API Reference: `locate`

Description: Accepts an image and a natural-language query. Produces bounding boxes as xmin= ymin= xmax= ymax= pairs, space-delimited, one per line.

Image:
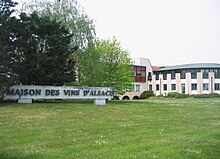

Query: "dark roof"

xmin=156 ymin=63 xmax=220 ymax=72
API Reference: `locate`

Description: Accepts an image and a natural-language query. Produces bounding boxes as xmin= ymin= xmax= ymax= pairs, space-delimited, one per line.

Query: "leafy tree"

xmin=21 ymin=0 xmax=96 ymax=49
xmin=0 ymin=0 xmax=19 ymax=99
xmin=0 ymin=0 xmax=18 ymax=83
xmin=14 ymin=12 xmax=76 ymax=85
xmin=1 ymin=0 xmax=76 ymax=87
xmin=77 ymin=38 xmax=134 ymax=94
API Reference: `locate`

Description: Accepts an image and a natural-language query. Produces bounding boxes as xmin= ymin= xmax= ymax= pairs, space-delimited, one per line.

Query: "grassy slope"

xmin=0 ymin=98 xmax=220 ymax=159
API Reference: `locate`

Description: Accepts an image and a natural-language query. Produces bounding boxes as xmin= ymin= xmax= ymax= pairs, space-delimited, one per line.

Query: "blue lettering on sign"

xmin=45 ymin=89 xmax=60 ymax=96
xmin=7 ymin=89 xmax=41 ymax=96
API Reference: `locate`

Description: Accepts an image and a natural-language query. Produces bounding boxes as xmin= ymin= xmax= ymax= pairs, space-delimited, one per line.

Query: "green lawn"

xmin=0 ymin=98 xmax=220 ymax=159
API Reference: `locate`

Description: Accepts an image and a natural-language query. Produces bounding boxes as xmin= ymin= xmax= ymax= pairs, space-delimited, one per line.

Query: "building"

xmin=151 ymin=63 xmax=220 ymax=96
xmin=118 ymin=58 xmax=220 ymax=99
xmin=118 ymin=58 xmax=152 ymax=100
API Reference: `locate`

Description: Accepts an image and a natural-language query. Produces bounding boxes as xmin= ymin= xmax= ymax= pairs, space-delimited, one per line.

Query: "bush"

xmin=193 ymin=93 xmax=220 ymax=98
xmin=175 ymin=93 xmax=189 ymax=98
xmin=140 ymin=91 xmax=154 ymax=99
xmin=167 ymin=92 xmax=189 ymax=98
xmin=167 ymin=92 xmax=181 ymax=98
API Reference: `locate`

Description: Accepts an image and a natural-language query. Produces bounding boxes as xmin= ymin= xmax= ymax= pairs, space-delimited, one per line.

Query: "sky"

xmin=16 ymin=0 xmax=220 ymax=66
xmin=77 ymin=0 xmax=220 ymax=66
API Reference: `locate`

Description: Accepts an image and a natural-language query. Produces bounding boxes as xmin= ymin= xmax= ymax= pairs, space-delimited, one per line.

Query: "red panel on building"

xmin=132 ymin=65 xmax=146 ymax=82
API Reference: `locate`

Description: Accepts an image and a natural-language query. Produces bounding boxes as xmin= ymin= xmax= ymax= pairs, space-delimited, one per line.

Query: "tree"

xmin=0 ymin=0 xmax=78 ymax=101
xmin=0 ymin=0 xmax=19 ymax=99
xmin=1 ymin=0 xmax=77 ymax=86
xmin=21 ymin=0 xmax=96 ymax=49
xmin=14 ymin=12 xmax=76 ymax=85
xmin=77 ymin=38 xmax=134 ymax=94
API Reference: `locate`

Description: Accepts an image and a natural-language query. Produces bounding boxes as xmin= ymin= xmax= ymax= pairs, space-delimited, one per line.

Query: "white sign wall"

xmin=4 ymin=85 xmax=114 ymax=105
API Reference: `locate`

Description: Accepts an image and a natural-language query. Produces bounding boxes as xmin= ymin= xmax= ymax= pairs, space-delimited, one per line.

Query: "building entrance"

xmin=182 ymin=84 xmax=185 ymax=94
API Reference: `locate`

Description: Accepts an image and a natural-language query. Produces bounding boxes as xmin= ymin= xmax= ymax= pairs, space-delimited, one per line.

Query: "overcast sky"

xmin=78 ymin=0 xmax=220 ymax=66
xmin=16 ymin=0 xmax=220 ymax=66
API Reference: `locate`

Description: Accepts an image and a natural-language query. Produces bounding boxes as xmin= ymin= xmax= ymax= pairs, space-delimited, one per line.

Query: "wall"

xmin=151 ymin=72 xmax=220 ymax=95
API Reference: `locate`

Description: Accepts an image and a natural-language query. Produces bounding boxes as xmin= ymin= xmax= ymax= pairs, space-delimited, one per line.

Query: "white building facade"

xmin=118 ymin=58 xmax=153 ymax=100
xmin=150 ymin=63 xmax=220 ymax=96
xmin=119 ymin=58 xmax=220 ymax=99
xmin=132 ymin=58 xmax=153 ymax=92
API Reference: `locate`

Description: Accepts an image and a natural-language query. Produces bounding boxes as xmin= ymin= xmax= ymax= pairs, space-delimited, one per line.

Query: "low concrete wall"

xmin=117 ymin=92 xmax=142 ymax=100
xmin=4 ymin=85 xmax=114 ymax=105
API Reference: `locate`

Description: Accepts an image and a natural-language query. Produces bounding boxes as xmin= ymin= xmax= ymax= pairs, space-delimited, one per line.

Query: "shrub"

xmin=193 ymin=93 xmax=220 ymax=98
xmin=167 ymin=92 xmax=180 ymax=98
xmin=175 ymin=93 xmax=189 ymax=98
xmin=140 ymin=91 xmax=154 ymax=99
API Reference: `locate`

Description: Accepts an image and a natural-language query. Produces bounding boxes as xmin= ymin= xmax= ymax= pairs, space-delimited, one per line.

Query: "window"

xmin=203 ymin=83 xmax=209 ymax=91
xmin=149 ymin=84 xmax=152 ymax=91
xmin=156 ymin=72 xmax=159 ymax=80
xmin=182 ymin=84 xmax=185 ymax=94
xmin=171 ymin=71 xmax=175 ymax=79
xmin=191 ymin=69 xmax=198 ymax=79
xmin=136 ymin=84 xmax=140 ymax=92
xmin=156 ymin=84 xmax=160 ymax=91
xmin=148 ymin=72 xmax=152 ymax=81
xmin=191 ymin=83 xmax=197 ymax=90
xmin=180 ymin=70 xmax=186 ymax=79
xmin=214 ymin=69 xmax=220 ymax=78
xmin=171 ymin=84 xmax=176 ymax=91
xmin=202 ymin=69 xmax=209 ymax=79
xmin=215 ymin=83 xmax=220 ymax=90
xmin=141 ymin=70 xmax=146 ymax=77
xmin=163 ymin=84 xmax=167 ymax=91
xmin=132 ymin=65 xmax=146 ymax=82
xmin=163 ymin=73 xmax=167 ymax=80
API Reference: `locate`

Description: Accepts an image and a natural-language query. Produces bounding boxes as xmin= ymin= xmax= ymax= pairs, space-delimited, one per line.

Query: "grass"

xmin=0 ymin=98 xmax=220 ymax=159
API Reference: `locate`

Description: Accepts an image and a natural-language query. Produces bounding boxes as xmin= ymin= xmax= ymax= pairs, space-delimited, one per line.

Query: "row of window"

xmin=153 ymin=83 xmax=220 ymax=91
xmin=130 ymin=83 xmax=220 ymax=93
xmin=155 ymin=69 xmax=220 ymax=80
